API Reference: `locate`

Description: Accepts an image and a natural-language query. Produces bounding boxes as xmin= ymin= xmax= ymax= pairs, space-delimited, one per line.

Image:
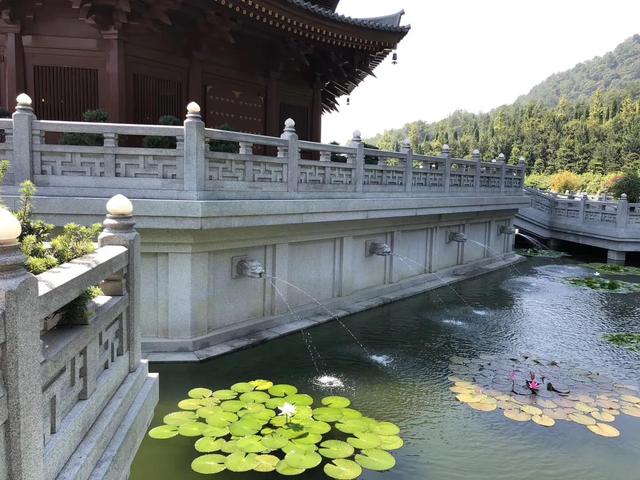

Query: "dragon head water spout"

xmin=499 ymin=225 xmax=519 ymax=235
xmin=447 ymin=232 xmax=467 ymax=243
xmin=366 ymin=241 xmax=392 ymax=257
xmin=235 ymin=258 xmax=265 ymax=279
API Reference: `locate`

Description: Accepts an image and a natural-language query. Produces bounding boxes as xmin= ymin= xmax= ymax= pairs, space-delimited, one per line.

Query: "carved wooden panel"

xmin=34 ymin=65 xmax=100 ymax=121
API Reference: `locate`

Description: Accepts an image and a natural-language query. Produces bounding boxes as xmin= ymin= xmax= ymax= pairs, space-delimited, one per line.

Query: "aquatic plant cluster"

xmin=148 ymin=380 xmax=403 ymax=478
xmin=515 ymin=248 xmax=569 ymax=258
xmin=604 ymin=333 xmax=640 ymax=352
xmin=448 ymin=353 xmax=640 ymax=438
xmin=583 ymin=263 xmax=640 ymax=276
xmin=566 ymin=277 xmax=640 ymax=293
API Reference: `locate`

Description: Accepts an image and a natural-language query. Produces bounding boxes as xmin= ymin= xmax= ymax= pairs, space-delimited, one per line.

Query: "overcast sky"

xmin=321 ymin=0 xmax=640 ymax=143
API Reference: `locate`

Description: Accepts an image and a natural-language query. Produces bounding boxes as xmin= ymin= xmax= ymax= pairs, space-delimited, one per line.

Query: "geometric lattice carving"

xmin=298 ymin=164 xmax=353 ymax=185
xmin=252 ymin=160 xmax=285 ymax=183
xmin=363 ymin=167 xmax=403 ymax=185
xmin=413 ymin=171 xmax=444 ymax=189
xmin=41 ymin=153 xmax=105 ymax=176
xmin=116 ymin=155 xmax=179 ymax=179
xmin=208 ymin=159 xmax=246 ymax=181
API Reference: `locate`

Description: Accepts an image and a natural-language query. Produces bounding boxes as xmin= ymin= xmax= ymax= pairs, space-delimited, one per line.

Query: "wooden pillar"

xmin=2 ymin=26 xmax=26 ymax=108
xmin=266 ymin=71 xmax=280 ymax=137
xmin=102 ymin=29 xmax=126 ymax=122
xmin=311 ymin=75 xmax=323 ymax=142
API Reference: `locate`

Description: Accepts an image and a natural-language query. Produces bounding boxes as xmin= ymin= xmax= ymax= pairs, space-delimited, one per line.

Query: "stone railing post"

xmin=0 ymin=209 xmax=44 ymax=480
xmin=349 ymin=130 xmax=365 ymax=193
xmin=579 ymin=194 xmax=588 ymax=223
xmin=98 ymin=195 xmax=141 ymax=373
xmin=183 ymin=101 xmax=205 ymax=197
xmin=550 ymin=192 xmax=557 ymax=218
xmin=103 ymin=132 xmax=117 ymax=177
xmin=12 ymin=94 xmax=35 ymax=184
xmin=280 ymin=119 xmax=299 ymax=193
xmin=472 ymin=149 xmax=481 ymax=193
xmin=442 ymin=144 xmax=451 ymax=193
xmin=498 ymin=153 xmax=506 ymax=193
xmin=518 ymin=156 xmax=526 ymax=190
xmin=401 ymin=138 xmax=413 ymax=192
xmin=617 ymin=193 xmax=629 ymax=228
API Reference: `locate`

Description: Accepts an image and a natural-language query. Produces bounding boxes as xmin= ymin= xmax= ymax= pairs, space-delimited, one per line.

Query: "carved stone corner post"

xmin=281 ymin=119 xmax=299 ymax=193
xmin=401 ymin=138 xmax=413 ymax=193
xmin=473 ymin=149 xmax=482 ymax=193
xmin=0 ymin=209 xmax=44 ymax=480
xmin=12 ymin=93 xmax=34 ymax=184
xmin=442 ymin=144 xmax=451 ymax=193
xmin=183 ymin=101 xmax=206 ymax=197
xmin=349 ymin=130 xmax=364 ymax=193
xmin=98 ymin=195 xmax=141 ymax=373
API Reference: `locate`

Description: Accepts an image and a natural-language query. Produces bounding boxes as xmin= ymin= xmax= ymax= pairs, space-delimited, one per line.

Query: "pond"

xmin=131 ymin=256 xmax=640 ymax=479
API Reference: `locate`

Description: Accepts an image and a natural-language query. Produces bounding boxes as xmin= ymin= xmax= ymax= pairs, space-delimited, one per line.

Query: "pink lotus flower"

xmin=510 ymin=371 xmax=517 ymax=381
xmin=529 ymin=380 xmax=541 ymax=391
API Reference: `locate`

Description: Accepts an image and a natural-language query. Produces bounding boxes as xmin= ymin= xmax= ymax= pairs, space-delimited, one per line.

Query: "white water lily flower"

xmin=594 ymin=272 xmax=601 ymax=276
xmin=278 ymin=402 xmax=297 ymax=417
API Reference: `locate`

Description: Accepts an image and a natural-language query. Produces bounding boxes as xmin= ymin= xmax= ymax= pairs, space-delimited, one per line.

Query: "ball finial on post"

xmin=186 ymin=101 xmax=201 ymax=118
xmin=16 ymin=93 xmax=33 ymax=109
xmin=498 ymin=153 xmax=506 ymax=163
xmin=351 ymin=130 xmax=362 ymax=143
xmin=283 ymin=118 xmax=296 ymax=134
xmin=0 ymin=209 xmax=22 ymax=245
xmin=106 ymin=194 xmax=133 ymax=217
xmin=441 ymin=144 xmax=450 ymax=158
xmin=472 ymin=149 xmax=481 ymax=161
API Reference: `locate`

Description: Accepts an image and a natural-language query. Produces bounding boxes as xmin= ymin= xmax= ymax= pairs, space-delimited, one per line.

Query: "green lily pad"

xmin=178 ymin=398 xmax=205 ymax=411
xmin=378 ymin=435 xmax=404 ymax=450
xmin=261 ymin=432 xmax=289 ymax=450
xmin=347 ymin=432 xmax=381 ymax=450
xmin=178 ymin=422 xmax=205 ymax=437
xmin=355 ymin=448 xmax=396 ymax=471
xmin=240 ymin=391 xmax=270 ymax=403
xmin=300 ymin=420 xmax=331 ymax=434
xmin=276 ymin=460 xmax=306 ymax=476
xmin=321 ymin=396 xmax=351 ymax=408
xmin=291 ymin=405 xmax=313 ymax=419
xmin=285 ymin=394 xmax=314 ymax=406
xmin=323 ymin=459 xmax=362 ymax=480
xmin=370 ymin=421 xmax=400 ymax=436
xmin=285 ymin=449 xmax=322 ymax=469
xmin=225 ymin=452 xmax=259 ymax=472
xmin=213 ymin=389 xmax=238 ymax=400
xmin=335 ymin=420 xmax=369 ymax=434
xmin=197 ymin=406 xmax=222 ymax=418
xmin=163 ymin=411 xmax=198 ymax=426
xmin=292 ymin=432 xmax=323 ymax=445
xmin=312 ymin=407 xmax=343 ymax=422
xmin=319 ymin=440 xmax=355 ymax=459
xmin=282 ymin=442 xmax=317 ymax=454
xmin=200 ymin=425 xmax=229 ymax=438
xmin=195 ymin=437 xmax=225 ymax=453
xmin=189 ymin=387 xmax=213 ymax=399
xmin=236 ymin=435 xmax=267 ymax=453
xmin=231 ymin=382 xmax=255 ymax=393
xmin=191 ymin=454 xmax=226 ymax=474
xmin=220 ymin=400 xmax=245 ymax=412
xmin=277 ymin=426 xmax=307 ymax=439
xmin=221 ymin=440 xmax=240 ymax=454
xmin=339 ymin=408 xmax=363 ymax=420
xmin=249 ymin=379 xmax=274 ymax=391
xmin=266 ymin=397 xmax=287 ymax=409
xmin=254 ymin=454 xmax=279 ymax=472
xmin=229 ymin=420 xmax=262 ymax=437
xmin=269 ymin=384 xmax=298 ymax=397
xmin=205 ymin=411 xmax=238 ymax=427
xmin=148 ymin=425 xmax=179 ymax=439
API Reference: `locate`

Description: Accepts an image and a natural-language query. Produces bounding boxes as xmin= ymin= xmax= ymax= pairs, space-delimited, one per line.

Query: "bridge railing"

xmin=0 ymin=94 xmax=526 ymax=200
xmin=524 ymin=188 xmax=639 ymax=230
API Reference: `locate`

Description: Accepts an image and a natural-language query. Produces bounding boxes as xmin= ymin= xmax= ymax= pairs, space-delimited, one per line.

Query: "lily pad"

xmin=275 ymin=460 xmax=306 ymax=476
xmin=532 ymin=415 xmax=555 ymax=427
xmin=569 ymin=413 xmax=596 ymax=425
xmin=236 ymin=435 xmax=266 ymax=453
xmin=269 ymin=384 xmax=298 ymax=397
xmin=225 ymin=452 xmax=259 ymax=472
xmin=312 ymin=407 xmax=343 ymax=423
xmin=346 ymin=432 xmax=381 ymax=450
xmin=340 ymin=408 xmax=363 ymax=420
xmin=284 ymin=449 xmax=322 ymax=469
xmin=148 ymin=425 xmax=179 ymax=439
xmin=369 ymin=421 xmax=400 ymax=436
xmin=191 ymin=454 xmax=227 ymax=475
xmin=587 ymin=422 xmax=620 ymax=438
xmin=178 ymin=422 xmax=206 ymax=437
xmin=200 ymin=425 xmax=230 ymax=438
xmin=335 ymin=420 xmax=369 ymax=434
xmin=250 ymin=379 xmax=274 ymax=391
xmin=591 ymin=411 xmax=615 ymax=422
xmin=504 ymin=409 xmax=531 ymax=422
xmin=195 ymin=437 xmax=225 ymax=453
xmin=469 ymin=402 xmax=497 ymax=412
xmin=378 ymin=435 xmax=404 ymax=450
xmin=178 ymin=398 xmax=206 ymax=411
xmin=319 ymin=440 xmax=355 ymax=459
xmin=231 ymin=382 xmax=255 ymax=393
xmin=163 ymin=411 xmax=198 ymax=426
xmin=213 ymin=389 xmax=238 ymax=400
xmin=229 ymin=420 xmax=262 ymax=437
xmin=285 ymin=394 xmax=314 ymax=406
xmin=324 ymin=459 xmax=362 ymax=480
xmin=355 ymin=448 xmax=396 ymax=471
xmin=189 ymin=387 xmax=214 ymax=399
xmin=220 ymin=400 xmax=245 ymax=412
xmin=292 ymin=432 xmax=323 ymax=445
xmin=240 ymin=391 xmax=271 ymax=403
xmin=254 ymin=454 xmax=279 ymax=472
xmin=321 ymin=396 xmax=351 ymax=408
xmin=261 ymin=433 xmax=289 ymax=450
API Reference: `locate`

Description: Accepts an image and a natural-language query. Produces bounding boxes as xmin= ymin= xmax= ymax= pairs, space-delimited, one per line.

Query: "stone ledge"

xmin=145 ymin=254 xmax=523 ymax=363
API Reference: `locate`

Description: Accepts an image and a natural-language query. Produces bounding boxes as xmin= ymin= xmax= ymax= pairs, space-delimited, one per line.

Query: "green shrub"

xmin=525 ymin=173 xmax=552 ymax=190
xmin=208 ymin=123 xmax=239 ymax=153
xmin=60 ymin=109 xmax=109 ymax=146
xmin=0 ymin=159 xmax=8 ymax=208
xmin=50 ymin=223 xmax=102 ymax=263
xmin=608 ymin=171 xmax=640 ymax=202
xmin=550 ymin=170 xmax=582 ymax=193
xmin=143 ymin=115 xmax=181 ymax=149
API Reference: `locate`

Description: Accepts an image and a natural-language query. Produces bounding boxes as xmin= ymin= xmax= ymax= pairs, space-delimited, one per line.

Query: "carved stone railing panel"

xmin=116 ymin=154 xmax=179 ymax=179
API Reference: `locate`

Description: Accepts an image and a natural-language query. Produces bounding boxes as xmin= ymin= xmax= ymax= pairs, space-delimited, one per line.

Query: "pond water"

xmin=131 ymin=256 xmax=640 ymax=479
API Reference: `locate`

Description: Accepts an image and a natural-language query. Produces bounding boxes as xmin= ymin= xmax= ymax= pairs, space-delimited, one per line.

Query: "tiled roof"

xmin=286 ymin=0 xmax=410 ymax=33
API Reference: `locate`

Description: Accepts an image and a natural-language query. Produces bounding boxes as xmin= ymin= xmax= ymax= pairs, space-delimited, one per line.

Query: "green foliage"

xmin=608 ymin=171 xmax=640 ymax=202
xmin=60 ymin=109 xmax=109 ymax=146
xmin=550 ymin=171 xmax=582 ymax=193
xmin=143 ymin=115 xmax=181 ymax=149
xmin=0 ymin=159 xmax=8 ymax=207
xmin=603 ymin=333 xmax=640 ymax=352
xmin=515 ymin=248 xmax=568 ymax=258
xmin=148 ymin=380 xmax=403 ymax=477
xmin=584 ymin=263 xmax=640 ymax=275
xmin=209 ymin=123 xmax=240 ymax=154
xmin=50 ymin=223 xmax=102 ymax=263
xmin=567 ymin=277 xmax=640 ymax=293
xmin=524 ymin=172 xmax=552 ymax=190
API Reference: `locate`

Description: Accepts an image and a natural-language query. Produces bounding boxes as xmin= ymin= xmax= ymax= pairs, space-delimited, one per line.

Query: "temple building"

xmin=0 ymin=0 xmax=409 ymax=141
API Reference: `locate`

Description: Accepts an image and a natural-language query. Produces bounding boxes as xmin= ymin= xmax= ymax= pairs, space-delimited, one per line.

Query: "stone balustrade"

xmin=516 ymin=188 xmax=640 ymax=264
xmin=0 ymin=197 xmax=157 ymax=480
xmin=0 ymin=95 xmax=525 ymax=200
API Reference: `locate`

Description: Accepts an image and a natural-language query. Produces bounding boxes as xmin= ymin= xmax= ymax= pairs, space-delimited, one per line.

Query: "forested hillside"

xmin=368 ymin=36 xmax=640 ymax=174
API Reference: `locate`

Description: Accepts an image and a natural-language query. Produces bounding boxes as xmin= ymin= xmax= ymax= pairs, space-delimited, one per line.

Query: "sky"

xmin=321 ymin=0 xmax=640 ymax=143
